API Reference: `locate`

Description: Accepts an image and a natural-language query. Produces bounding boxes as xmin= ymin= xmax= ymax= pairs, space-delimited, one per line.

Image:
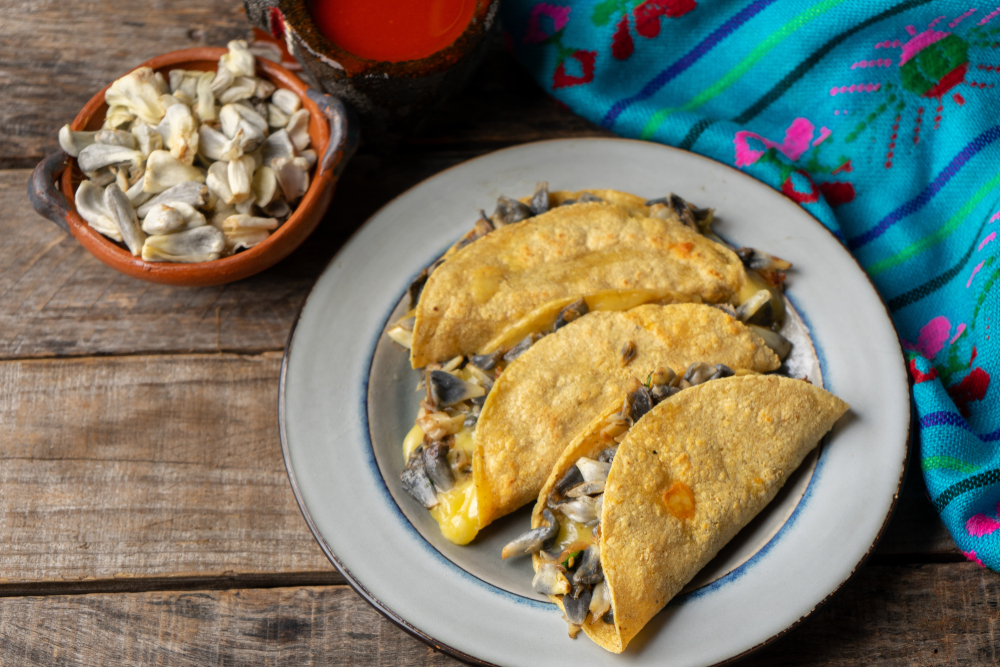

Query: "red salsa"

xmin=308 ymin=0 xmax=476 ymax=63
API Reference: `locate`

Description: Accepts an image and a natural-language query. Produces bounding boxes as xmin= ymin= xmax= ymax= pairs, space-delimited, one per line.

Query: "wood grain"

xmin=1 ymin=0 xmax=249 ymax=167
xmin=0 ymin=3 xmax=607 ymax=167
xmin=0 ymin=353 xmax=338 ymax=593
xmin=1 ymin=2 xmax=979 ymax=663
xmin=0 ymin=562 xmax=997 ymax=666
xmin=870 ymin=442 xmax=957 ymax=559
xmin=0 ymin=348 xmax=959 ymax=595
xmin=0 ymin=153 xmax=462 ymax=359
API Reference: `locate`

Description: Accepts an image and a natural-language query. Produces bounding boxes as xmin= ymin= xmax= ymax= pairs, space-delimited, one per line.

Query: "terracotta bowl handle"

xmin=306 ymin=89 xmax=359 ymax=177
xmin=27 ymin=150 xmax=72 ymax=234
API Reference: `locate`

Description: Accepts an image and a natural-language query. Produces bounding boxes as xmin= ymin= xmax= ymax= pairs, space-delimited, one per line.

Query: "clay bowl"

xmin=28 ymin=47 xmax=357 ymax=287
xmin=245 ymin=0 xmax=498 ymax=146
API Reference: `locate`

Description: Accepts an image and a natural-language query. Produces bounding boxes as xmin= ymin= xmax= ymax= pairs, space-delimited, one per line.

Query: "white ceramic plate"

xmin=279 ymin=139 xmax=910 ymax=666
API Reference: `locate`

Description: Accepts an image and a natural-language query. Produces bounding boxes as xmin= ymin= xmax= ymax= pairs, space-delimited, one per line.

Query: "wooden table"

xmin=2 ymin=2 xmax=997 ymax=664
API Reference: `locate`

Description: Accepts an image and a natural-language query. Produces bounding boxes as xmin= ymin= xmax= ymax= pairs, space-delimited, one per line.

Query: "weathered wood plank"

xmin=0 ymin=0 xmax=250 ymax=167
xmin=0 ymin=586 xmax=460 ymax=667
xmin=0 ymin=353 xmax=338 ymax=592
xmin=0 ymin=563 xmax=997 ymax=666
xmin=749 ymin=562 xmax=1000 ymax=666
xmin=0 ymin=153 xmax=462 ymax=359
xmin=403 ymin=41 xmax=613 ymax=151
xmin=0 ymin=2 xmax=607 ymax=166
xmin=871 ymin=442 xmax=957 ymax=558
xmin=0 ymin=350 xmax=961 ymax=595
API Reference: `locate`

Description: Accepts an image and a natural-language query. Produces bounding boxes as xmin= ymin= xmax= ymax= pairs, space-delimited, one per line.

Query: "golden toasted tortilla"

xmin=531 ymin=374 xmax=849 ymax=652
xmin=409 ymin=198 xmax=746 ymax=367
xmin=540 ymin=189 xmax=651 ymax=215
xmin=473 ymin=303 xmax=780 ymax=529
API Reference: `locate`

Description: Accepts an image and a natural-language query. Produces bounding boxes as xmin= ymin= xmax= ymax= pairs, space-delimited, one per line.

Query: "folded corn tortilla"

xmin=473 ymin=303 xmax=780 ymax=530
xmin=541 ymin=189 xmax=651 ymax=214
xmin=409 ymin=196 xmax=747 ymax=367
xmin=531 ymin=374 xmax=850 ymax=652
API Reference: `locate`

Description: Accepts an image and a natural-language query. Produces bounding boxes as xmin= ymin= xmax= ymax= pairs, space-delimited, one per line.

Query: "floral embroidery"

xmin=553 ymin=50 xmax=598 ymax=89
xmin=523 ymin=3 xmax=597 ymax=90
xmin=780 ymin=170 xmax=821 ymax=204
xmin=634 ymin=0 xmax=696 ymax=37
xmin=902 ymin=315 xmax=952 ymax=360
xmin=966 ymin=501 xmax=1000 ymax=538
xmin=907 ymin=357 xmax=939 ymax=384
xmin=524 ymin=3 xmax=571 ymax=44
xmin=827 ymin=11 xmax=1000 ymax=172
xmin=592 ymin=0 xmax=696 ymax=61
xmin=900 ymin=313 xmax=990 ymax=415
xmin=964 ymin=550 xmax=986 ymax=568
xmin=735 ymin=118 xmax=817 ymax=167
xmin=948 ymin=366 xmax=990 ymax=417
xmin=612 ymin=14 xmax=634 ymax=60
xmin=733 ymin=118 xmax=854 ymax=207
xmin=818 ymin=181 xmax=856 ymax=206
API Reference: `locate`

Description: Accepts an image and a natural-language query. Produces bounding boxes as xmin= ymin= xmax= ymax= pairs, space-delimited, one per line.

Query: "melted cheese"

xmin=404 ymin=423 xmax=481 ymax=545
xmin=430 ymin=479 xmax=479 ymax=545
xmin=552 ymin=517 xmax=596 ymax=553
xmin=737 ymin=271 xmax=784 ymax=324
xmin=402 ymin=423 xmax=425 ymax=461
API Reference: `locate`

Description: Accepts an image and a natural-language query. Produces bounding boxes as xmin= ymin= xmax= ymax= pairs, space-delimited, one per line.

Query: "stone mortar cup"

xmin=245 ymin=0 xmax=499 ymax=147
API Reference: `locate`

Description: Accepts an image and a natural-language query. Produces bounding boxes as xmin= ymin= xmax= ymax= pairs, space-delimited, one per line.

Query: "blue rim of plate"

xmin=278 ymin=137 xmax=911 ymax=666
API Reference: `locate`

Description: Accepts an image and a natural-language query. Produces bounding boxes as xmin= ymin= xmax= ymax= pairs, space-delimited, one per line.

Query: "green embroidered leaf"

xmin=973 ymin=260 xmax=999 ymax=322
xmin=938 ymin=338 xmax=967 ymax=386
xmin=592 ymin=0 xmax=620 ymax=27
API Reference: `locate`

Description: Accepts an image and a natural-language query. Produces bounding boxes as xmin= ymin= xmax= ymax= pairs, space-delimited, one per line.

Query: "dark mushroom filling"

xmin=646 ymin=192 xmax=792 ymax=335
xmin=398 ymin=335 xmax=558 ymax=544
xmin=501 ymin=362 xmax=748 ymax=636
xmin=391 ymin=187 xmax=796 ymax=546
xmin=388 ymin=189 xmax=793 ymax=364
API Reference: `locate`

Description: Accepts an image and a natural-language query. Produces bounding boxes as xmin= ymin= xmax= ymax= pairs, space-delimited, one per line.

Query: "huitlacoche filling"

xmin=392 ymin=186 xmax=795 ymax=545
xmin=386 ymin=187 xmax=794 ymax=361
xmin=500 ymin=362 xmax=743 ymax=637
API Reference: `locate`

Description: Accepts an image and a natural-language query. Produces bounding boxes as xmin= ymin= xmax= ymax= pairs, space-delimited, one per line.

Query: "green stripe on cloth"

xmin=923 ymin=456 xmax=982 ymax=474
xmin=867 ymin=170 xmax=1000 ymax=277
xmin=639 ymin=0 xmax=848 ymax=140
xmin=732 ymin=0 xmax=935 ymax=124
xmin=934 ymin=469 xmax=1000 ymax=513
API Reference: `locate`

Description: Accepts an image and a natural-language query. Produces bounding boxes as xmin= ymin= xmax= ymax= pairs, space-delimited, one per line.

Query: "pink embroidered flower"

xmin=966 ymin=502 xmax=1000 ymax=538
xmin=734 ymin=118 xmax=816 ymax=168
xmin=964 ymin=550 xmax=986 ymax=568
xmin=524 ymin=3 xmax=571 ymax=44
xmin=901 ymin=316 xmax=951 ymax=360
xmin=553 ymin=49 xmax=597 ymax=89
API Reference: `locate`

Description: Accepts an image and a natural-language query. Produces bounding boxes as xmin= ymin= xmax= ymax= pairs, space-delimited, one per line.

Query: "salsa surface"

xmin=308 ymin=0 xmax=476 ymax=62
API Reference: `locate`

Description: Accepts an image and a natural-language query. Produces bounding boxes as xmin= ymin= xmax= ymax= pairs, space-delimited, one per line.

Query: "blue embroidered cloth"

xmin=501 ymin=0 xmax=999 ymax=568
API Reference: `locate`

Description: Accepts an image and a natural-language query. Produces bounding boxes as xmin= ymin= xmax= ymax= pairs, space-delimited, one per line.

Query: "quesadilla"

xmin=399 ymin=303 xmax=780 ymax=545
xmin=404 ymin=190 xmax=750 ymax=368
xmin=393 ymin=184 xmax=795 ymax=547
xmin=505 ymin=374 xmax=848 ymax=652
